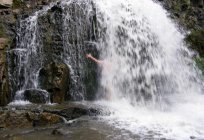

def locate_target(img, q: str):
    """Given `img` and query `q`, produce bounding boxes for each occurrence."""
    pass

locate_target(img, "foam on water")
[8,100,31,106]
[95,93,204,139]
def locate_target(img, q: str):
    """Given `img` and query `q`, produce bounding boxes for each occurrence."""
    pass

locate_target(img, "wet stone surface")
[0,102,102,130]
[0,116,142,140]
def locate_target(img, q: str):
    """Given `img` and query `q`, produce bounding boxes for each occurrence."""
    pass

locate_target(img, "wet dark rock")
[23,89,50,104]
[38,1,99,101]
[38,4,63,63]
[0,102,102,129]
[47,108,85,120]
[44,106,100,120]
[29,112,63,127]
[191,0,203,8]
[51,5,62,12]
[0,110,63,129]
[39,61,70,104]
[0,38,11,106]
[52,128,70,135]
[0,110,32,129]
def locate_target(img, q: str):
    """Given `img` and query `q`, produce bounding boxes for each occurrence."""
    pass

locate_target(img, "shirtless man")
[86,53,112,100]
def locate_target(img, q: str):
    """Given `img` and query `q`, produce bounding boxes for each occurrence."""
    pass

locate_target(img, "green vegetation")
[194,57,204,73]
[172,0,190,12]
[0,23,6,37]
[12,0,24,9]
[186,29,204,57]
[180,0,190,5]
[186,29,204,73]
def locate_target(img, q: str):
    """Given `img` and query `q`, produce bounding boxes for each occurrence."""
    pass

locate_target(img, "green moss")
[12,0,24,9]
[172,2,181,12]
[0,24,6,38]
[180,0,190,5]
[172,0,190,12]
[194,57,204,74]
[186,29,204,57]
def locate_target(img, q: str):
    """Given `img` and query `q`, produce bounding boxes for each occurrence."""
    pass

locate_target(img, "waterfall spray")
[94,0,204,106]
[93,0,204,139]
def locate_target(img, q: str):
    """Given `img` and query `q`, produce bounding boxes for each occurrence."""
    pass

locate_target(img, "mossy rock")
[0,23,6,38]
[181,0,190,5]
[186,29,204,57]
[12,0,24,9]
[171,0,190,12]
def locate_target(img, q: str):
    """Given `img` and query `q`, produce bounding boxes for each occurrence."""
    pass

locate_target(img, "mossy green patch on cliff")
[172,0,190,12]
[180,0,190,5]
[12,0,24,9]
[194,57,204,74]
[186,29,204,57]
[0,23,6,38]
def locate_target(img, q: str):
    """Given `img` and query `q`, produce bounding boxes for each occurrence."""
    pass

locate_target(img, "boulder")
[44,105,101,120]
[39,62,70,103]
[0,110,63,129]
[52,128,70,135]
[23,89,50,104]
[0,110,32,129]
[0,102,102,129]
[0,0,12,9]
[28,112,63,127]
[0,38,8,49]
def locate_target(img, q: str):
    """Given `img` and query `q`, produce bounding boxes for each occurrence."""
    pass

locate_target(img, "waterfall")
[92,0,204,139]
[94,0,204,106]
[8,5,52,102]
[6,0,204,138]
[8,0,98,103]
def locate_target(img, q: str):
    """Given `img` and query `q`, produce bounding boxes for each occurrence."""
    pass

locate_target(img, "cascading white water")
[8,3,56,103]
[95,0,203,105]
[93,0,204,139]
[8,0,98,103]
[61,0,98,100]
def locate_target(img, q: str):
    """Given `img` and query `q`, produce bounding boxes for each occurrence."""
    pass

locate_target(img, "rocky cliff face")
[0,0,15,106]
[0,0,60,106]
[158,0,204,29]
[0,0,99,106]
[158,0,204,72]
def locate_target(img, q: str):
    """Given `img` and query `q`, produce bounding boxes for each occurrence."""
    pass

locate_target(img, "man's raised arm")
[86,54,104,65]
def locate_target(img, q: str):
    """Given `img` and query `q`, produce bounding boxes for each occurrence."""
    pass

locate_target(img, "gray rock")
[45,106,101,120]
[23,89,50,104]
[0,0,12,9]
[52,128,71,135]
